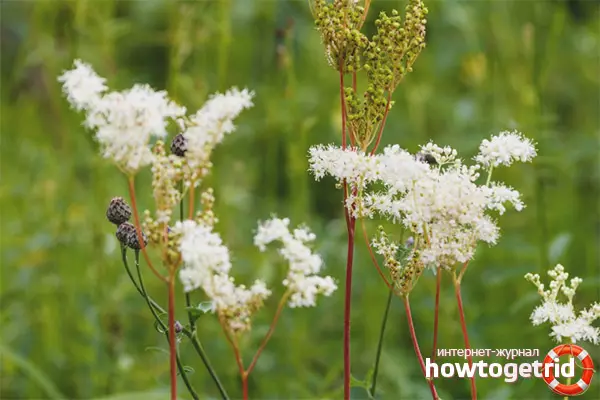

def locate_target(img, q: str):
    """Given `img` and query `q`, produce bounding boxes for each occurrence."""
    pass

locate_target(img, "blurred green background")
[1,0,599,399]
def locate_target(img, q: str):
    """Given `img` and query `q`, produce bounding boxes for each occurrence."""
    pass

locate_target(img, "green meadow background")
[1,0,599,399]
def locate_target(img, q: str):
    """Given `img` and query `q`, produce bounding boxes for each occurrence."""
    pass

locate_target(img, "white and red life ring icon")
[542,344,595,396]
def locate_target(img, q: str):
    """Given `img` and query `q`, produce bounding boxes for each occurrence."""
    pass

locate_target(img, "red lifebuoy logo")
[542,344,595,396]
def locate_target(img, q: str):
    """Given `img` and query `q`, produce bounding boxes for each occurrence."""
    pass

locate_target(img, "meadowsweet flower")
[58,60,186,174]
[308,145,381,187]
[308,133,536,271]
[254,217,337,307]
[183,88,254,173]
[175,220,270,333]
[525,265,600,344]
[57,59,107,110]
[475,130,537,168]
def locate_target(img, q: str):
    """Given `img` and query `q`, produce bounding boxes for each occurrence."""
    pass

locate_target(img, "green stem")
[486,166,494,186]
[184,330,230,399]
[179,187,230,400]
[121,246,165,313]
[369,288,393,398]
[132,250,199,400]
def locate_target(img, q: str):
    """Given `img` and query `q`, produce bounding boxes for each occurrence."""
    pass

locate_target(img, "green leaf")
[185,301,214,324]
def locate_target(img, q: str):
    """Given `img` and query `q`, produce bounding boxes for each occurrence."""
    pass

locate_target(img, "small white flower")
[58,60,186,174]
[183,88,254,170]
[525,265,600,345]
[475,130,537,168]
[58,59,107,110]
[255,217,337,307]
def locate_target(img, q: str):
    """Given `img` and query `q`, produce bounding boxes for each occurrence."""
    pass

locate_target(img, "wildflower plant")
[526,265,600,345]
[59,60,336,400]
[309,1,539,399]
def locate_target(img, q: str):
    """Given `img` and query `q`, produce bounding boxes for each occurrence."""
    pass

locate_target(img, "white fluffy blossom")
[175,220,271,333]
[475,130,537,167]
[525,265,600,344]
[57,59,107,110]
[58,60,186,174]
[308,132,535,270]
[183,88,254,170]
[254,217,337,307]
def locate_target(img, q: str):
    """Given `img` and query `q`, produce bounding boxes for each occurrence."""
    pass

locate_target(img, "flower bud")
[170,133,187,157]
[174,321,183,333]
[126,228,148,250]
[116,222,136,245]
[106,197,132,225]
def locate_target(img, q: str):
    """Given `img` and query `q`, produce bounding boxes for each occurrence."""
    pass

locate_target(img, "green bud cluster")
[312,0,369,73]
[312,0,428,150]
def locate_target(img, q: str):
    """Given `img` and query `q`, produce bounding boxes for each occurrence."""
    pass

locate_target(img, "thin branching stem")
[127,177,167,282]
[402,295,439,399]
[361,219,392,289]
[432,267,442,361]
[247,292,291,375]
[453,274,477,400]
[370,288,393,398]
[130,250,198,400]
[179,188,230,400]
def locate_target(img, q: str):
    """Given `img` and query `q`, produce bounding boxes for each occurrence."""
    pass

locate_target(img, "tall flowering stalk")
[310,1,427,397]
[59,60,336,399]
[309,2,539,399]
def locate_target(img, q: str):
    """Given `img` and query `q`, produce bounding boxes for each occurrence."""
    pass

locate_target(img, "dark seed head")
[415,152,438,166]
[116,222,148,250]
[106,197,132,225]
[116,222,136,245]
[170,133,187,157]
[126,228,148,250]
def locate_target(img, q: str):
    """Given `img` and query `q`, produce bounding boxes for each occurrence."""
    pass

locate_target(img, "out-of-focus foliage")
[1,1,598,399]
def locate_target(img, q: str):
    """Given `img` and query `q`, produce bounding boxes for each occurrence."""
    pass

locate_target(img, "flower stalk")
[402,295,439,399]
[453,272,477,400]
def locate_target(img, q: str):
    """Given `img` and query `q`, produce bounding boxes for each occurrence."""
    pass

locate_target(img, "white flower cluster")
[59,60,254,179]
[308,132,536,269]
[183,88,254,173]
[175,220,271,333]
[175,217,335,332]
[254,218,337,307]
[475,130,537,167]
[58,60,186,174]
[525,264,600,344]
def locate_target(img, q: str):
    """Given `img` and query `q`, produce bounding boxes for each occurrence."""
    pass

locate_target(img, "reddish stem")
[247,293,289,375]
[343,215,356,400]
[402,295,439,399]
[127,178,167,283]
[453,277,477,400]
[432,267,441,361]
[370,93,392,155]
[360,219,392,289]
[167,276,177,400]
[339,60,356,400]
